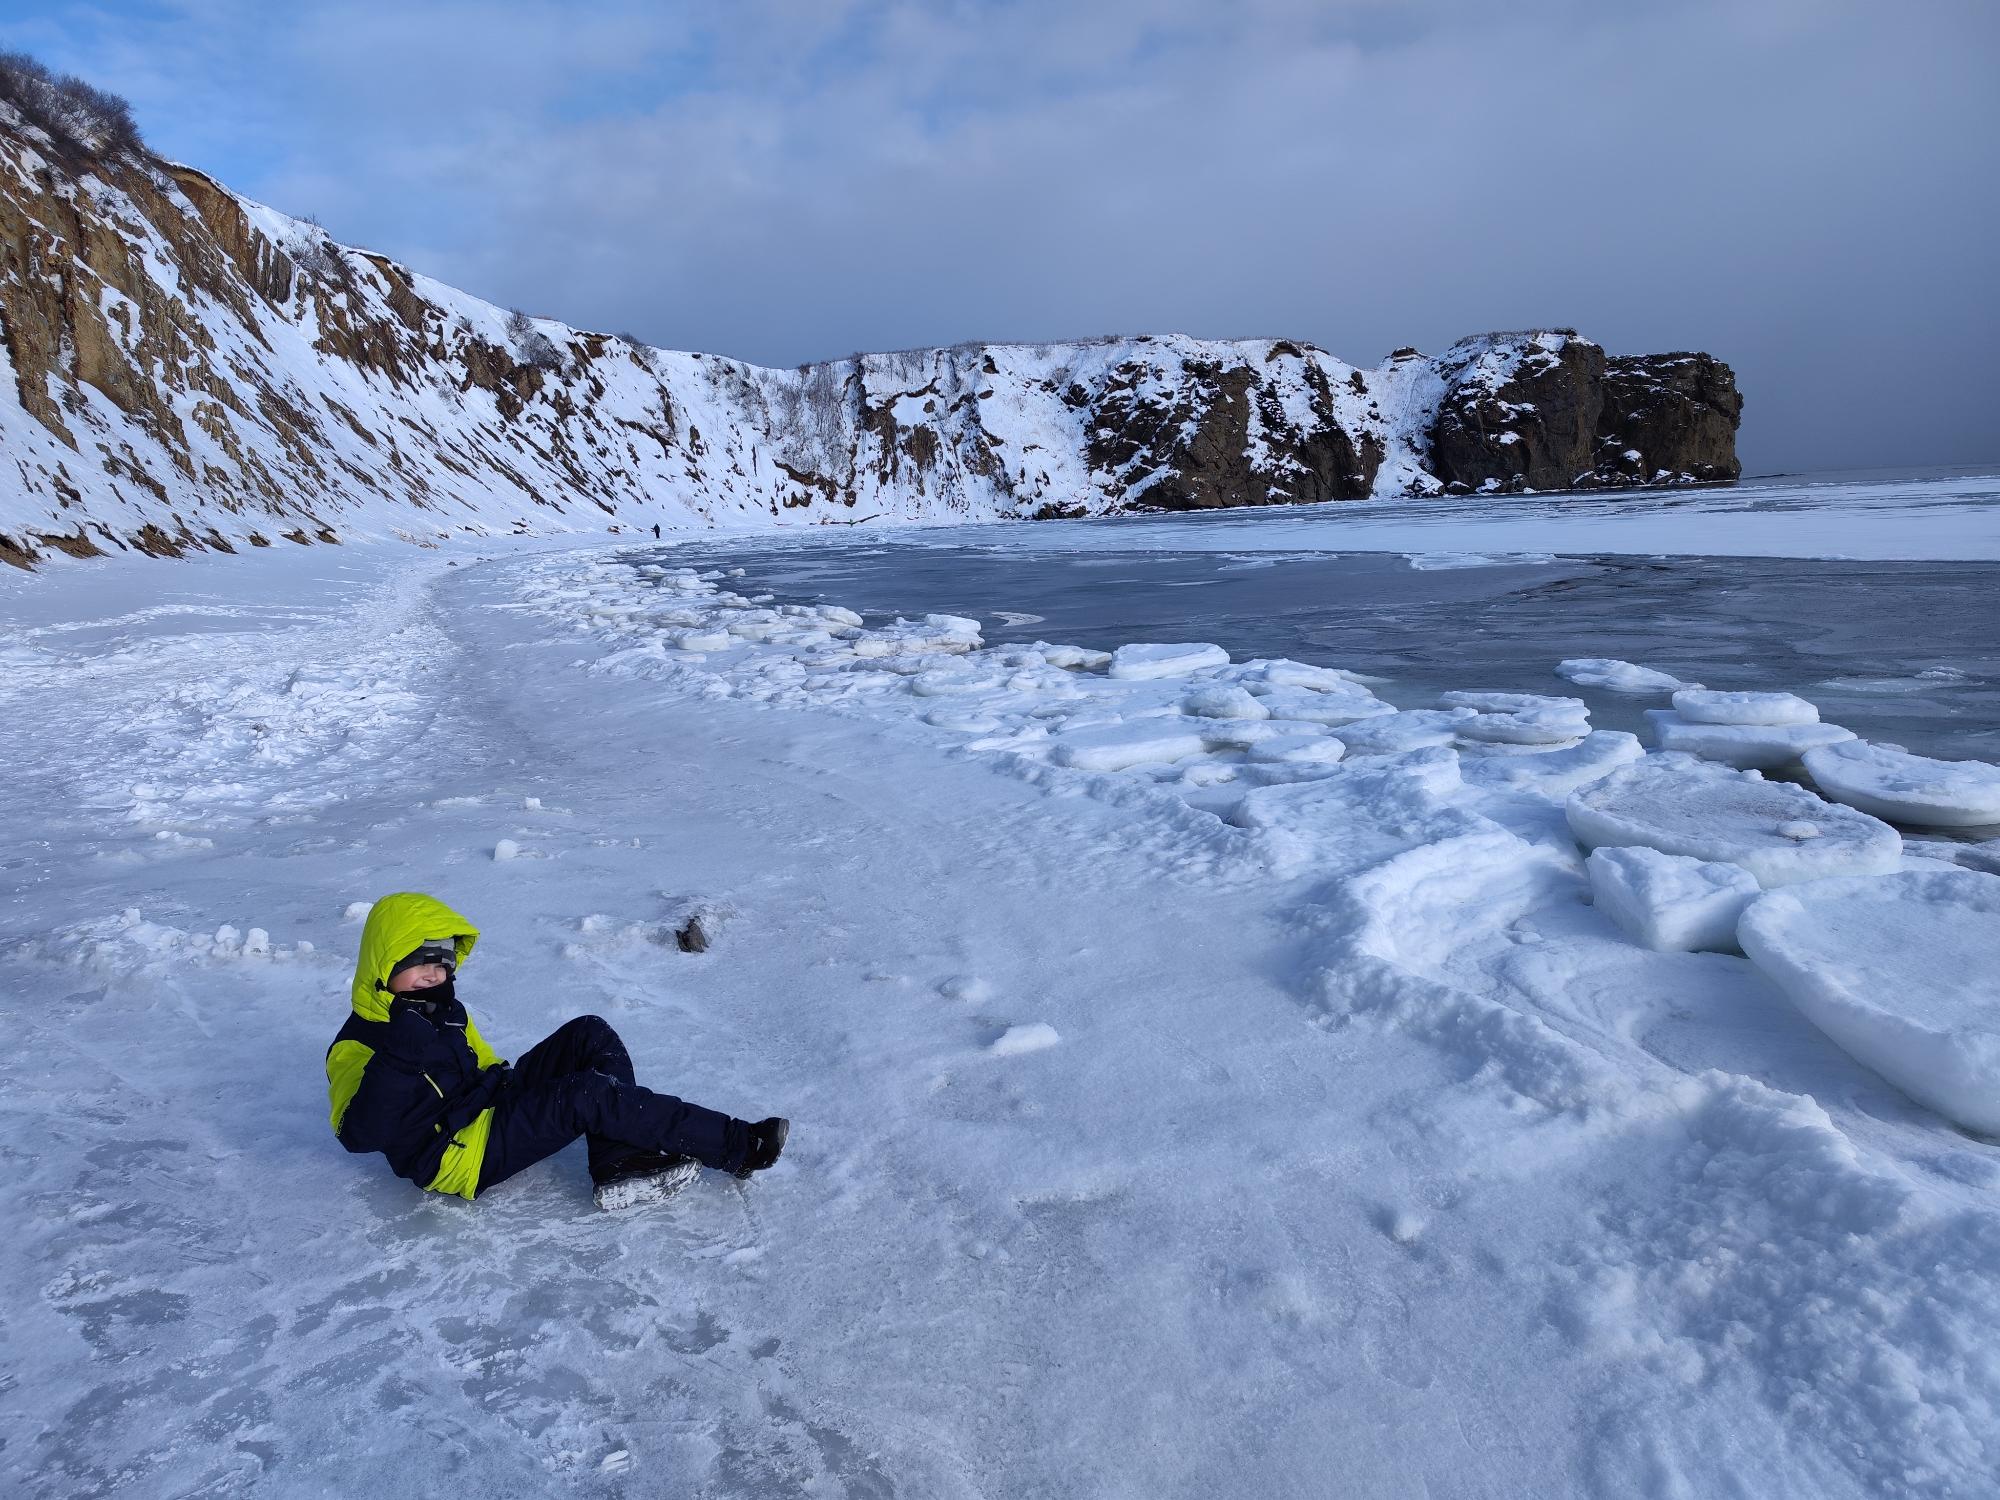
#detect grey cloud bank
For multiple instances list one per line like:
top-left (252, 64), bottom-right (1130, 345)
top-left (12, 0), bottom-right (1996, 474)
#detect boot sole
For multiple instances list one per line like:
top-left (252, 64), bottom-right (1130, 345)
top-left (593, 1158), bottom-right (701, 1212)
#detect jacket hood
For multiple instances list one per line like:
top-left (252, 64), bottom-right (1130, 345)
top-left (349, 892), bottom-right (480, 1021)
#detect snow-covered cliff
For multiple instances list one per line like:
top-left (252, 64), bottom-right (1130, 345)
top-left (0, 104), bottom-right (1740, 567)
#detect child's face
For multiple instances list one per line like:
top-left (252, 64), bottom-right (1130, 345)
top-left (387, 962), bottom-right (451, 993)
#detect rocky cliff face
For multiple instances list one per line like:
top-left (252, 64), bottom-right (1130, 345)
top-left (0, 106), bottom-right (1741, 568)
top-left (1425, 334), bottom-right (1742, 494)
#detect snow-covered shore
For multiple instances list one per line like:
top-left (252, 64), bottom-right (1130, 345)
top-left (3, 536), bottom-right (1997, 1498)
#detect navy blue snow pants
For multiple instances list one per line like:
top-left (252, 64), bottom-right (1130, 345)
top-left (475, 1015), bottom-right (747, 1193)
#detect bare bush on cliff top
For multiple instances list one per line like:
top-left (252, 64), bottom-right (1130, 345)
top-left (0, 51), bottom-right (143, 159)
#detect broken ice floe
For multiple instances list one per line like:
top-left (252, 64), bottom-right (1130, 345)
top-left (1670, 688), bottom-right (1820, 726)
top-left (1645, 710), bottom-right (1856, 772)
top-left (1740, 870), bottom-right (2000, 1133)
top-left (1556, 658), bottom-right (1692, 694)
top-left (1586, 845), bottom-right (1759, 953)
top-left (1801, 739), bottom-right (2000, 830)
top-left (1107, 642), bottom-right (1231, 680)
top-left (1566, 758), bottom-right (1901, 889)
top-left (1636, 687), bottom-right (1856, 772)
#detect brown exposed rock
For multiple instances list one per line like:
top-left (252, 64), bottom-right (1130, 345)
top-left (1425, 333), bottom-right (1742, 493)
top-left (1595, 353), bottom-right (1742, 485)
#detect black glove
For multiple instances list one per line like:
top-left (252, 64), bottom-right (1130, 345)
top-left (732, 1117), bottom-right (789, 1179)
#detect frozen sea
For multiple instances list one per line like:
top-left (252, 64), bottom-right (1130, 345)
top-left (2, 465), bottom-right (1997, 1499)
top-left (665, 465), bottom-right (2000, 763)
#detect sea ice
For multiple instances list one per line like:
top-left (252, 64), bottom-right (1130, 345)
top-left (1182, 684), bottom-right (1270, 720)
top-left (1566, 757), bottom-right (1903, 888)
top-left (1456, 706), bottom-right (1591, 746)
top-left (1459, 731), bottom-right (1644, 797)
top-left (1235, 659), bottom-right (1379, 692)
top-left (1740, 870), bottom-right (2000, 1133)
top-left (672, 628), bottom-right (733, 651)
top-left (1337, 709), bottom-right (1476, 756)
top-left (1586, 845), bottom-right (1759, 952)
top-left (1035, 643), bottom-right (1113, 672)
top-left (1645, 710), bottom-right (1855, 772)
top-left (1248, 684), bottom-right (1393, 727)
top-left (1243, 732), bottom-right (1346, 765)
top-left (1107, 642), bottom-right (1231, 680)
top-left (1556, 658), bottom-right (1692, 693)
top-left (1439, 690), bottom-right (1589, 716)
top-left (1436, 691), bottom-right (1590, 747)
top-left (1671, 688), bottom-right (1820, 726)
top-left (1801, 740), bottom-right (2000, 829)
top-left (1050, 723), bottom-right (1210, 772)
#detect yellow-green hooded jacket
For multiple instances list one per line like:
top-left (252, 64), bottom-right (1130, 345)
top-left (326, 893), bottom-right (508, 1199)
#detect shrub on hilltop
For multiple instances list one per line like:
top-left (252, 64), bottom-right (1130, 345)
top-left (505, 309), bottom-right (567, 374)
top-left (0, 51), bottom-right (144, 158)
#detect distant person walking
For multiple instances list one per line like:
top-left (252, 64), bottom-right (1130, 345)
top-left (326, 892), bottom-right (786, 1210)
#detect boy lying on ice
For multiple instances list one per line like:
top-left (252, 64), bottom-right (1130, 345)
top-left (327, 892), bottom-right (787, 1210)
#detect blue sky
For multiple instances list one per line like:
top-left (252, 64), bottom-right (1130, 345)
top-left (6, 0), bottom-right (1997, 472)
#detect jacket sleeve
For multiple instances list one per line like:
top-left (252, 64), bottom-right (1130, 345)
top-left (336, 1011), bottom-right (450, 1155)
top-left (464, 1014), bottom-right (506, 1071)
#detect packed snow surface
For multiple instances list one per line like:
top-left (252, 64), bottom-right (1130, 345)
top-left (1566, 757), bottom-right (1903, 887)
top-left (1802, 739), bottom-right (2000, 830)
top-left (1740, 871), bottom-right (2000, 1133)
top-left (3, 533), bottom-right (1998, 1500)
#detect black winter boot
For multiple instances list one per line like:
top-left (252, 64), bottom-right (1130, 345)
top-left (732, 1118), bottom-right (789, 1179)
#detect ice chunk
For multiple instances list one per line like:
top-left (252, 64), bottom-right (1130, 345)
top-left (1338, 708), bottom-right (1476, 756)
top-left (1556, 658), bottom-right (1692, 693)
top-left (924, 613), bottom-right (983, 638)
top-left (989, 1022), bottom-right (1061, 1057)
top-left (1802, 740), bottom-right (2000, 830)
top-left (1227, 747), bottom-right (1467, 878)
top-left (671, 629), bottom-right (733, 651)
top-left (909, 667), bottom-right (1005, 697)
top-left (1566, 758), bottom-right (1902, 888)
top-left (1671, 688), bottom-right (1820, 726)
top-left (1646, 709), bottom-right (1855, 772)
top-left (1182, 684), bottom-right (1270, 720)
top-left (1456, 706), bottom-right (1591, 746)
top-left (1251, 685), bottom-right (1394, 727)
top-left (1036, 644), bottom-right (1113, 672)
top-left (493, 838), bottom-right (522, 861)
top-left (1740, 870), bottom-right (2000, 1133)
top-left (1243, 732), bottom-right (1346, 765)
top-left (1460, 731), bottom-right (1645, 797)
top-left (1586, 846), bottom-right (1759, 952)
top-left (1439, 691), bottom-right (1588, 716)
top-left (1237, 658), bottom-right (1379, 692)
top-left (1107, 643), bottom-right (1230, 680)
top-left (1051, 723), bottom-right (1210, 772)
